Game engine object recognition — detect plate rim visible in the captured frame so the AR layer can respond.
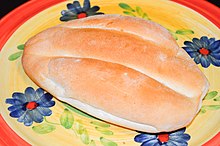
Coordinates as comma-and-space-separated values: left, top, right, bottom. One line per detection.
0, 0, 219, 146
172, 0, 220, 28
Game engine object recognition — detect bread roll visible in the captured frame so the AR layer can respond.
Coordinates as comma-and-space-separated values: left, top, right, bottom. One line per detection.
22, 14, 209, 132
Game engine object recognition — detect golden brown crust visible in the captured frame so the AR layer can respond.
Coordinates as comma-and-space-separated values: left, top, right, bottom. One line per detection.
22, 14, 209, 132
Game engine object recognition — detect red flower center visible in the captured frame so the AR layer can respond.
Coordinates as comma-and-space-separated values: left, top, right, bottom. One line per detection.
199, 48, 210, 55
77, 13, 87, 19
26, 101, 38, 110
158, 133, 169, 143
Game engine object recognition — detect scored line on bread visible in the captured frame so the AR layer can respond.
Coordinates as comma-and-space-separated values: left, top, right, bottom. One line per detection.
22, 14, 209, 132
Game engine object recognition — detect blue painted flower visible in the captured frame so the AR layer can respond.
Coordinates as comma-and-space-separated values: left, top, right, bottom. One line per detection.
5, 87, 55, 126
182, 36, 220, 68
60, 0, 104, 21
134, 128, 190, 146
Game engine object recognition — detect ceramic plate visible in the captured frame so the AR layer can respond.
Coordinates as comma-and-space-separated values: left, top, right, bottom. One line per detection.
0, 0, 219, 146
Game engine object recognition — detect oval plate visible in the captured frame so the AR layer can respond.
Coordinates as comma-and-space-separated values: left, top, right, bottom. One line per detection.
0, 0, 219, 146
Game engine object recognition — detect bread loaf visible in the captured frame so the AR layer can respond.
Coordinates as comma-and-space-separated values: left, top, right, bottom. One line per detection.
22, 14, 209, 132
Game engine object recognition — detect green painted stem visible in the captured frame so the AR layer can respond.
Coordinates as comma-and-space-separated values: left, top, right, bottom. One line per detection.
44, 117, 60, 125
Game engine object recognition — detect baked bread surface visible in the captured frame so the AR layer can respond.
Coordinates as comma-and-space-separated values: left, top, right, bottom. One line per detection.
22, 14, 209, 132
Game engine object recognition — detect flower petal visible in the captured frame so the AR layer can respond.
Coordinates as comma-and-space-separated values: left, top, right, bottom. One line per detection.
10, 109, 25, 118
8, 105, 24, 112
36, 88, 44, 99
37, 107, 52, 116
169, 128, 186, 136
5, 99, 24, 106
41, 93, 53, 101
168, 139, 188, 146
73, 1, 83, 13
193, 54, 202, 64
182, 47, 197, 53
38, 101, 55, 107
67, 3, 74, 9
83, 0, 91, 11
61, 10, 68, 15
208, 55, 220, 67
153, 143, 160, 146
208, 38, 216, 45
67, 4, 79, 13
23, 112, 33, 126
192, 38, 203, 48
90, 12, 104, 15
183, 41, 193, 47
61, 10, 76, 16
200, 56, 211, 68
17, 111, 27, 122
200, 36, 210, 48
12, 93, 27, 102
37, 93, 54, 106
141, 139, 159, 146
187, 51, 199, 58
211, 48, 220, 54
29, 110, 44, 123
25, 87, 37, 101
183, 41, 199, 51
134, 133, 157, 143
60, 16, 77, 21
209, 52, 220, 60
87, 6, 100, 13
165, 141, 179, 146
169, 134, 190, 141
209, 40, 220, 52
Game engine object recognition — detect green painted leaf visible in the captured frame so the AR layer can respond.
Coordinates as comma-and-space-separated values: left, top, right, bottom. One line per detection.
100, 137, 118, 146
80, 129, 90, 144
142, 13, 150, 20
119, 3, 135, 12
89, 140, 96, 146
169, 30, 178, 40
123, 11, 136, 17
90, 121, 110, 128
214, 96, 220, 101
202, 105, 220, 110
136, 6, 143, 16
199, 108, 206, 114
17, 44, 25, 50
60, 108, 74, 129
175, 29, 194, 35
32, 123, 56, 134
95, 127, 113, 135
75, 120, 85, 135
204, 91, 218, 100
8, 51, 23, 61
170, 31, 178, 40
63, 103, 95, 119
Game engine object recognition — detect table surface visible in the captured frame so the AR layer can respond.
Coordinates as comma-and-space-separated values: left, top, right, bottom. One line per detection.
0, 0, 219, 18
